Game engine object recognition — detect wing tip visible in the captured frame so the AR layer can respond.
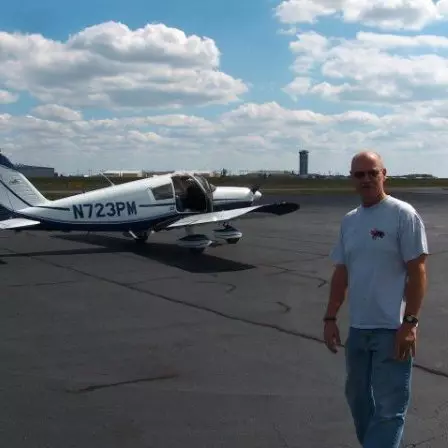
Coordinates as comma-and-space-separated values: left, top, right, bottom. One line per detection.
0, 217, 41, 230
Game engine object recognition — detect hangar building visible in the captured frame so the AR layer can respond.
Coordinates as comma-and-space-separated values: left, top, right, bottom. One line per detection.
16, 164, 56, 178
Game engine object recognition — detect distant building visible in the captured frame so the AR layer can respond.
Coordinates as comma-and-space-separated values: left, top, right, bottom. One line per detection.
102, 170, 145, 178
299, 150, 309, 176
17, 164, 56, 178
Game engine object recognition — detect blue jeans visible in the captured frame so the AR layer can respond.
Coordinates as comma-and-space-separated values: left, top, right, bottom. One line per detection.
344, 327, 413, 448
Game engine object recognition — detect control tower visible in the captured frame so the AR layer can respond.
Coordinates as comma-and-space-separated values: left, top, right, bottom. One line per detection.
299, 150, 309, 176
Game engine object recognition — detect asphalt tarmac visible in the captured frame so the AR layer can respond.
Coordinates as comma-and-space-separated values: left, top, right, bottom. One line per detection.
1, 192, 447, 448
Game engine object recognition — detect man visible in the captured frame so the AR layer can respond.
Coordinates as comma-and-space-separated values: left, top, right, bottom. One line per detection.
323, 151, 429, 447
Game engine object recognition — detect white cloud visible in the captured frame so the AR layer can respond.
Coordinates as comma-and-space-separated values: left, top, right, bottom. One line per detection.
0, 21, 248, 109
1, 101, 445, 176
0, 89, 18, 104
275, 0, 447, 31
32, 104, 83, 121
355, 31, 448, 48
283, 30, 448, 105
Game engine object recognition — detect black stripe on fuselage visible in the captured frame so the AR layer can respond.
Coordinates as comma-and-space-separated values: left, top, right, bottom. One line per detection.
35, 205, 71, 211
139, 203, 176, 208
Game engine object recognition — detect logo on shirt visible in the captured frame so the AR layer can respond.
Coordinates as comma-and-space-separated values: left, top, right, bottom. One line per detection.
370, 228, 385, 239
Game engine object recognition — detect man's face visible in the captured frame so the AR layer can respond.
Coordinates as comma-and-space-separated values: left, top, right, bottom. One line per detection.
350, 156, 386, 201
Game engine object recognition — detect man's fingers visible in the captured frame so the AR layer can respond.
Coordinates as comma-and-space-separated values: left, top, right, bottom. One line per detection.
323, 325, 341, 353
325, 339, 336, 352
336, 332, 341, 345
324, 335, 338, 353
398, 343, 415, 361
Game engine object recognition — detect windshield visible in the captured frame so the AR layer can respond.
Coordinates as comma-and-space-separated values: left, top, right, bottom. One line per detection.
195, 175, 216, 192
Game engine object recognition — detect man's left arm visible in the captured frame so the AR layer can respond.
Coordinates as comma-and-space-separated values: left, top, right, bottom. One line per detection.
403, 254, 427, 318
399, 208, 430, 318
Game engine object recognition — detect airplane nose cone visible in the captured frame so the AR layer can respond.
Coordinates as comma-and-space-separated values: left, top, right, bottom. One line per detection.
254, 190, 262, 200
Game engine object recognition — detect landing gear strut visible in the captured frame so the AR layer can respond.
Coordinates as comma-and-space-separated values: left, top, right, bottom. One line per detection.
213, 223, 242, 245
124, 230, 149, 244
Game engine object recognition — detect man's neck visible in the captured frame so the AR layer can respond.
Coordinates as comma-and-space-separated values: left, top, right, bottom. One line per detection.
362, 192, 388, 208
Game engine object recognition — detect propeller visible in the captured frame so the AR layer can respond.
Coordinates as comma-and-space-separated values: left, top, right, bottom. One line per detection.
250, 184, 262, 200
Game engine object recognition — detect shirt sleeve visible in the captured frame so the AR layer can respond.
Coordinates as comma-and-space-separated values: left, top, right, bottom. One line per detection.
330, 222, 346, 265
398, 207, 429, 263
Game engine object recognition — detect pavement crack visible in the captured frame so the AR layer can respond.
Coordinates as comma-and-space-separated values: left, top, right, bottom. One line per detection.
405, 433, 448, 447
256, 233, 334, 246
195, 280, 237, 294
7, 280, 78, 288
277, 301, 291, 313
14, 251, 448, 383
261, 263, 329, 287
414, 364, 448, 379
67, 373, 179, 394
243, 241, 327, 257
127, 275, 180, 286
273, 423, 289, 447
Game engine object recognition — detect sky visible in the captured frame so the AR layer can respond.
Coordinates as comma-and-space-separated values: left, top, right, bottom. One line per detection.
1, 0, 448, 176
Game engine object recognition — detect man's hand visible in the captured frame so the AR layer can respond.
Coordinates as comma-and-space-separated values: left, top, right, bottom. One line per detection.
395, 323, 418, 361
324, 320, 341, 353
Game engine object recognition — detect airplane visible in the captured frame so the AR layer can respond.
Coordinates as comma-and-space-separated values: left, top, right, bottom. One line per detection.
0, 153, 300, 253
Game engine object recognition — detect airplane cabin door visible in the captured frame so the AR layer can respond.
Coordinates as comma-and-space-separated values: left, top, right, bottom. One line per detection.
192, 175, 214, 213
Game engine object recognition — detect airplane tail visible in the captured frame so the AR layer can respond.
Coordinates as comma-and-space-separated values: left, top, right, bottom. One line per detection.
0, 153, 50, 212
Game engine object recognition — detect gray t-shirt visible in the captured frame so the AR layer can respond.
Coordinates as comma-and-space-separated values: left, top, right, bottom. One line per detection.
330, 195, 429, 329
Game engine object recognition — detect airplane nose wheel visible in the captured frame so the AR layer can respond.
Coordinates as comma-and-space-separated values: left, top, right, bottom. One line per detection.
135, 236, 148, 245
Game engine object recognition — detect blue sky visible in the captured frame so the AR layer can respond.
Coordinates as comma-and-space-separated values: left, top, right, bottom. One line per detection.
1, 0, 448, 176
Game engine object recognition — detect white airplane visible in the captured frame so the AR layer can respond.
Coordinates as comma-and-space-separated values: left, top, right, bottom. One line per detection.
0, 153, 300, 253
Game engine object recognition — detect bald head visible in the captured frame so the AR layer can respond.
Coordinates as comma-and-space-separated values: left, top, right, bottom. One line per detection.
351, 151, 384, 171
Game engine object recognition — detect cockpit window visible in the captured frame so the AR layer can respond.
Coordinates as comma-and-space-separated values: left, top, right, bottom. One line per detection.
151, 183, 174, 200
195, 175, 216, 192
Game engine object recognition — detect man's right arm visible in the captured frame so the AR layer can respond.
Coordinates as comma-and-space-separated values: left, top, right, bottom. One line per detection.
324, 264, 348, 320
324, 220, 348, 320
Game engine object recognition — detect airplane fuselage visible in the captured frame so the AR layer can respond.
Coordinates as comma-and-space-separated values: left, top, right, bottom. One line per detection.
11, 174, 261, 232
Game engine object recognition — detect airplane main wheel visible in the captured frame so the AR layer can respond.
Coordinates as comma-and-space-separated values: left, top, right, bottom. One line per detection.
177, 234, 212, 254
213, 226, 242, 244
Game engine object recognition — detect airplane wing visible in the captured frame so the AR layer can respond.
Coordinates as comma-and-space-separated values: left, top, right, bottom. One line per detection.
164, 202, 299, 229
0, 217, 40, 230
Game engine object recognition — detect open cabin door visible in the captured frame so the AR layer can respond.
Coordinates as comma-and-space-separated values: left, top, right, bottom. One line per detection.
191, 174, 214, 213
172, 174, 214, 214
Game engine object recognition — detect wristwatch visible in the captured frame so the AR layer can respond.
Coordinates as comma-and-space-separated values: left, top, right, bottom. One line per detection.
403, 314, 419, 326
